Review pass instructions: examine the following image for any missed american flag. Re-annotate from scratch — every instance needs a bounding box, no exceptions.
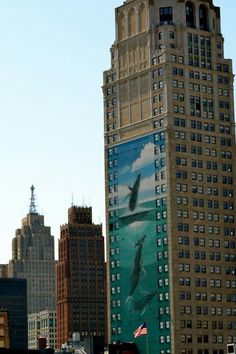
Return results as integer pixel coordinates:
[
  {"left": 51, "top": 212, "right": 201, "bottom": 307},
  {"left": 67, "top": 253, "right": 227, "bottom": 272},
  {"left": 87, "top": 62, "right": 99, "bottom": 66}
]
[{"left": 133, "top": 322, "right": 148, "bottom": 338}]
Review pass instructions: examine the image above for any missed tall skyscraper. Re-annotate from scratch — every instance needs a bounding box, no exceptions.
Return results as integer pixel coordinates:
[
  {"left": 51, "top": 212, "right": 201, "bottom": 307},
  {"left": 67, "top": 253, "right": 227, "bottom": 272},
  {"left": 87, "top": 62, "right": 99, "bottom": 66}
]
[
  {"left": 8, "top": 186, "right": 55, "bottom": 314},
  {"left": 56, "top": 206, "right": 106, "bottom": 349},
  {"left": 104, "top": 1, "right": 235, "bottom": 353}
]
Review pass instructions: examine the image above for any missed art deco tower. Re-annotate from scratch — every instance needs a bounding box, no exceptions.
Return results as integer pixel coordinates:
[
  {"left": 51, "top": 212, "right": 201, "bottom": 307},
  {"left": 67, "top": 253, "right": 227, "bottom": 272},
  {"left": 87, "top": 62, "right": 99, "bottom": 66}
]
[
  {"left": 103, "top": 1, "right": 235, "bottom": 353},
  {"left": 8, "top": 186, "right": 55, "bottom": 314}
]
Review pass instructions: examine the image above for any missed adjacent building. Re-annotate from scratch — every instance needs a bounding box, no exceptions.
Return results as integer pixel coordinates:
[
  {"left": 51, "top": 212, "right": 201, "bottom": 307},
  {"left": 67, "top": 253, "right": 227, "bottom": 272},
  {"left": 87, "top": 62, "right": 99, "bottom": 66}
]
[
  {"left": 8, "top": 186, "right": 56, "bottom": 315},
  {"left": 0, "top": 265, "right": 8, "bottom": 278},
  {"left": 56, "top": 206, "right": 106, "bottom": 349},
  {"left": 28, "top": 310, "right": 57, "bottom": 349},
  {"left": 0, "top": 310, "right": 10, "bottom": 349},
  {"left": 0, "top": 278, "right": 27, "bottom": 349},
  {"left": 104, "top": 1, "right": 235, "bottom": 354}
]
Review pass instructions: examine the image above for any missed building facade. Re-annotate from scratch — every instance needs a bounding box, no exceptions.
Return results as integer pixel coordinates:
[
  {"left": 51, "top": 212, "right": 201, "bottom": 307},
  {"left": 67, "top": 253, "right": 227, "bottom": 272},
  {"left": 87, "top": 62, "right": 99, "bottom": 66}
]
[
  {"left": 0, "top": 265, "right": 8, "bottom": 278},
  {"left": 56, "top": 206, "right": 106, "bottom": 349},
  {"left": 8, "top": 186, "right": 56, "bottom": 314},
  {"left": 0, "top": 278, "right": 27, "bottom": 349},
  {"left": 104, "top": 1, "right": 235, "bottom": 354},
  {"left": 28, "top": 310, "right": 57, "bottom": 349},
  {"left": 0, "top": 310, "right": 10, "bottom": 349}
]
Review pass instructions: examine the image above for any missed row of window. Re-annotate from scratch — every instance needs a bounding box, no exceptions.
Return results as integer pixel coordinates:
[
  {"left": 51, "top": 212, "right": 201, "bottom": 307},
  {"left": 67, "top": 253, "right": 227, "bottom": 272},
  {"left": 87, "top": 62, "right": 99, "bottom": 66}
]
[
  {"left": 107, "top": 134, "right": 118, "bottom": 144},
  {"left": 180, "top": 305, "right": 236, "bottom": 316},
  {"left": 176, "top": 119, "right": 231, "bottom": 134},
  {"left": 178, "top": 252, "right": 235, "bottom": 266},
  {"left": 176, "top": 172, "right": 233, "bottom": 185},
  {"left": 181, "top": 320, "right": 225, "bottom": 331},
  {"left": 159, "top": 30, "right": 175, "bottom": 41},
  {"left": 176, "top": 196, "right": 234, "bottom": 210},
  {"left": 107, "top": 123, "right": 117, "bottom": 132},
  {"left": 178, "top": 213, "right": 234, "bottom": 224},
  {"left": 217, "top": 63, "right": 229, "bottom": 73},
  {"left": 181, "top": 348, "right": 224, "bottom": 354},
  {"left": 107, "top": 110, "right": 117, "bottom": 120},
  {"left": 106, "top": 85, "right": 116, "bottom": 96},
  {"left": 176, "top": 166, "right": 233, "bottom": 179},
  {"left": 176, "top": 160, "right": 233, "bottom": 173},
  {"left": 176, "top": 144, "right": 232, "bottom": 158},
  {"left": 106, "top": 97, "right": 117, "bottom": 107},
  {"left": 152, "top": 53, "right": 184, "bottom": 65},
  {"left": 180, "top": 333, "right": 225, "bottom": 344},
  {"left": 177, "top": 211, "right": 234, "bottom": 222},
  {"left": 174, "top": 105, "right": 230, "bottom": 120},
  {"left": 177, "top": 222, "right": 235, "bottom": 236},
  {"left": 179, "top": 292, "right": 236, "bottom": 303},
  {"left": 106, "top": 73, "right": 116, "bottom": 84},
  {"left": 189, "top": 70, "right": 212, "bottom": 81},
  {"left": 179, "top": 277, "right": 236, "bottom": 288},
  {"left": 189, "top": 83, "right": 213, "bottom": 93},
  {"left": 175, "top": 131, "right": 232, "bottom": 146}
]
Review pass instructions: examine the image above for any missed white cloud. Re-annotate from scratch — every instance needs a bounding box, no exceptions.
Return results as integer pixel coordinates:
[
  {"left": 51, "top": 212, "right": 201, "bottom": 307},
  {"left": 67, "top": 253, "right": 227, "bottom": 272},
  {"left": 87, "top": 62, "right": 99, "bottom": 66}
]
[
  {"left": 119, "top": 184, "right": 130, "bottom": 199},
  {"left": 119, "top": 165, "right": 131, "bottom": 176},
  {"left": 131, "top": 143, "right": 155, "bottom": 172},
  {"left": 139, "top": 174, "right": 155, "bottom": 193},
  {"left": 127, "top": 221, "right": 146, "bottom": 231}
]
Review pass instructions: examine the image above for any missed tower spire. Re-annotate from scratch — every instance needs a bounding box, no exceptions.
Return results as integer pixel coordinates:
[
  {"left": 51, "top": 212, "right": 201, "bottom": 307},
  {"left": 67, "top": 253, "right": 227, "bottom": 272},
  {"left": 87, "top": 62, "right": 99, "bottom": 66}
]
[{"left": 29, "top": 185, "right": 37, "bottom": 214}]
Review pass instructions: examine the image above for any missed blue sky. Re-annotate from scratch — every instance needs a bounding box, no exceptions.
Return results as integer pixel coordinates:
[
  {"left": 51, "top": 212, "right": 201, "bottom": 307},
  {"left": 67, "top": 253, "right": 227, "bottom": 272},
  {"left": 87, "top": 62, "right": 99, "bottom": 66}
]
[{"left": 0, "top": 0, "right": 235, "bottom": 263}]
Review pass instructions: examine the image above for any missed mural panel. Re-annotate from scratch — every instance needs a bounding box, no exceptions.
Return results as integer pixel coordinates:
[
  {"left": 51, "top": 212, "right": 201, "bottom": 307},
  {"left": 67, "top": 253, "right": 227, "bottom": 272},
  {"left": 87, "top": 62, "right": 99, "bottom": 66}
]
[{"left": 108, "top": 132, "right": 171, "bottom": 354}]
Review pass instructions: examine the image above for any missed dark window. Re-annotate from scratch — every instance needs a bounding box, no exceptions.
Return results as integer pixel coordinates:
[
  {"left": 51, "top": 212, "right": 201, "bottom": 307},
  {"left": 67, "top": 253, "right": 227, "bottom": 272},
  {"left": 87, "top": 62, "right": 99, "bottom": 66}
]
[
  {"left": 199, "top": 5, "right": 208, "bottom": 31},
  {"left": 186, "top": 2, "right": 195, "bottom": 28},
  {"left": 160, "top": 7, "right": 173, "bottom": 26}
]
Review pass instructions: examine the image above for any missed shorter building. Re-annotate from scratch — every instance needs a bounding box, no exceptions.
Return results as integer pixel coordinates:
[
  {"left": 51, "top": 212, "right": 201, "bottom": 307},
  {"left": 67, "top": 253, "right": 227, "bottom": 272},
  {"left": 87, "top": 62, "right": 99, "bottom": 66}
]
[
  {"left": 0, "top": 278, "right": 27, "bottom": 349},
  {"left": 0, "top": 266, "right": 8, "bottom": 279},
  {"left": 56, "top": 206, "right": 106, "bottom": 348},
  {"left": 28, "top": 313, "right": 40, "bottom": 349},
  {"left": 28, "top": 310, "right": 56, "bottom": 350},
  {"left": 0, "top": 310, "right": 9, "bottom": 349}
]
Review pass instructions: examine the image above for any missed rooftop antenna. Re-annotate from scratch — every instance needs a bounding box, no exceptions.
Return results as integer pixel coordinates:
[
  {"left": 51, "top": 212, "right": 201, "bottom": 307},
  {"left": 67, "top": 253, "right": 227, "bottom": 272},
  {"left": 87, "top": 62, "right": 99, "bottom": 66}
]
[
  {"left": 29, "top": 185, "right": 37, "bottom": 214},
  {"left": 71, "top": 193, "right": 74, "bottom": 207}
]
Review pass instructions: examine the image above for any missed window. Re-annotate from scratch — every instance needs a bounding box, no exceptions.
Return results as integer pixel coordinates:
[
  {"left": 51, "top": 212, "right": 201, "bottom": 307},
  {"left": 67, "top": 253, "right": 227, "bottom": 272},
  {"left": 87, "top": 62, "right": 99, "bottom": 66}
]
[
  {"left": 160, "top": 7, "right": 173, "bottom": 25},
  {"left": 186, "top": 2, "right": 195, "bottom": 28},
  {"left": 199, "top": 5, "right": 208, "bottom": 31}
]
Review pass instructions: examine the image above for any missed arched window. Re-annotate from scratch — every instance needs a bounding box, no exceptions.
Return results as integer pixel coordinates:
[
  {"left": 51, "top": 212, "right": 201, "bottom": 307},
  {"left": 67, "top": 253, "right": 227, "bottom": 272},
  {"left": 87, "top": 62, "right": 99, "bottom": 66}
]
[
  {"left": 199, "top": 4, "right": 208, "bottom": 31},
  {"left": 186, "top": 2, "right": 195, "bottom": 28}
]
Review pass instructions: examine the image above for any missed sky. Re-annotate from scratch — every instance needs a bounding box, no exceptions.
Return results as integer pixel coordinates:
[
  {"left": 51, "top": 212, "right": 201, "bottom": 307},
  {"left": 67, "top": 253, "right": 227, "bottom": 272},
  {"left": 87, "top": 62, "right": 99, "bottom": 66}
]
[{"left": 0, "top": 0, "right": 235, "bottom": 263}]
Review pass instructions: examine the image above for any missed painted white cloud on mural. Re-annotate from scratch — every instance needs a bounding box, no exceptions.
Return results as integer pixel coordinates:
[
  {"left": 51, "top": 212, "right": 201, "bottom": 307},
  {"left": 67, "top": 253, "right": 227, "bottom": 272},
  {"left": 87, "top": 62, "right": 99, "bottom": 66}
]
[
  {"left": 119, "top": 165, "right": 131, "bottom": 176},
  {"left": 131, "top": 143, "right": 155, "bottom": 172},
  {"left": 119, "top": 184, "right": 130, "bottom": 199},
  {"left": 139, "top": 174, "right": 155, "bottom": 193},
  {"left": 127, "top": 221, "right": 146, "bottom": 231}
]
